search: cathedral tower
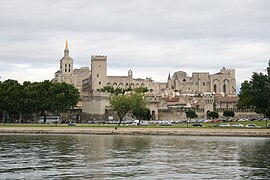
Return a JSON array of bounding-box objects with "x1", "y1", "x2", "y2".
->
[{"x1": 60, "y1": 40, "x2": 73, "y2": 75}]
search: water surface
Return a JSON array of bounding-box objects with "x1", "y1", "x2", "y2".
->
[{"x1": 0, "y1": 134, "x2": 269, "y2": 179}]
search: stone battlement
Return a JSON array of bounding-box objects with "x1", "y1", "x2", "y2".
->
[{"x1": 91, "y1": 55, "x2": 107, "y2": 60}]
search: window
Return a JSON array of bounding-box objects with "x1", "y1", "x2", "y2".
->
[
  {"x1": 97, "y1": 74, "x2": 99, "y2": 77},
  {"x1": 68, "y1": 69, "x2": 70, "y2": 72},
  {"x1": 65, "y1": 64, "x2": 67, "y2": 67},
  {"x1": 99, "y1": 82, "x2": 101, "y2": 85},
  {"x1": 223, "y1": 84, "x2": 226, "y2": 93},
  {"x1": 65, "y1": 68, "x2": 67, "y2": 72},
  {"x1": 203, "y1": 82, "x2": 205, "y2": 86},
  {"x1": 69, "y1": 64, "x2": 71, "y2": 67},
  {"x1": 214, "y1": 84, "x2": 217, "y2": 92}
]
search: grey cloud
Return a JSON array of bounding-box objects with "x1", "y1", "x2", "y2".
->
[{"x1": 0, "y1": 0, "x2": 270, "y2": 86}]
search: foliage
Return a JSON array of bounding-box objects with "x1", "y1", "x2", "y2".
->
[
  {"x1": 109, "y1": 87, "x2": 149, "y2": 126},
  {"x1": 185, "y1": 109, "x2": 198, "y2": 128},
  {"x1": 185, "y1": 109, "x2": 198, "y2": 120},
  {"x1": 223, "y1": 110, "x2": 235, "y2": 118},
  {"x1": 98, "y1": 86, "x2": 148, "y2": 95},
  {"x1": 133, "y1": 87, "x2": 148, "y2": 93},
  {"x1": 237, "y1": 80, "x2": 253, "y2": 109},
  {"x1": 131, "y1": 93, "x2": 151, "y2": 124},
  {"x1": 237, "y1": 60, "x2": 270, "y2": 127},
  {"x1": 110, "y1": 94, "x2": 133, "y2": 125},
  {"x1": 0, "y1": 79, "x2": 80, "y2": 123},
  {"x1": 207, "y1": 111, "x2": 219, "y2": 119},
  {"x1": 0, "y1": 79, "x2": 21, "y2": 123}
]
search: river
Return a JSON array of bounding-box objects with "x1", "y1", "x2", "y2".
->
[{"x1": 0, "y1": 134, "x2": 269, "y2": 179}]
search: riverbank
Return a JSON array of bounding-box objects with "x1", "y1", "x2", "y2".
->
[{"x1": 0, "y1": 126, "x2": 269, "y2": 137}]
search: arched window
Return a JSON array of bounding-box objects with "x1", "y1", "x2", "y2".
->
[
  {"x1": 214, "y1": 84, "x2": 217, "y2": 93},
  {"x1": 223, "y1": 84, "x2": 226, "y2": 93},
  {"x1": 119, "y1": 82, "x2": 124, "y2": 88},
  {"x1": 152, "y1": 110, "x2": 156, "y2": 120}
]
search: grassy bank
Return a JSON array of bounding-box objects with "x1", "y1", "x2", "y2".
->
[{"x1": 0, "y1": 120, "x2": 268, "y2": 129}]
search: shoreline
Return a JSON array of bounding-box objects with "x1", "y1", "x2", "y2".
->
[{"x1": 0, "y1": 127, "x2": 269, "y2": 137}]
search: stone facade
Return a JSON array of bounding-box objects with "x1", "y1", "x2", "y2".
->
[
  {"x1": 53, "y1": 42, "x2": 244, "y2": 122},
  {"x1": 52, "y1": 41, "x2": 90, "y2": 93},
  {"x1": 167, "y1": 67, "x2": 236, "y2": 95}
]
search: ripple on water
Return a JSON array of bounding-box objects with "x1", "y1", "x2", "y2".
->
[{"x1": 0, "y1": 134, "x2": 269, "y2": 179}]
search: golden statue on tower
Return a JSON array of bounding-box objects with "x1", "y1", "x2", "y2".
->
[{"x1": 65, "y1": 40, "x2": 68, "y2": 50}]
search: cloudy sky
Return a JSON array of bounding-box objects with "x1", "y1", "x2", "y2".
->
[{"x1": 1, "y1": 0, "x2": 270, "y2": 91}]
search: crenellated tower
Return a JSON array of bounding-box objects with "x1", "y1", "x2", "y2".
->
[{"x1": 90, "y1": 55, "x2": 107, "y2": 91}]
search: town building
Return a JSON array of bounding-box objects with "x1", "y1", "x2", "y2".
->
[{"x1": 53, "y1": 42, "x2": 248, "y2": 122}]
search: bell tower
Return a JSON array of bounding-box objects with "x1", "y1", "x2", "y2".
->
[{"x1": 60, "y1": 40, "x2": 73, "y2": 75}]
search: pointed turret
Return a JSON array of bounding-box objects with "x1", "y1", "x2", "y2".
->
[{"x1": 167, "y1": 73, "x2": 171, "y2": 80}]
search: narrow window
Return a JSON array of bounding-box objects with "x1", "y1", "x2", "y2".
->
[
  {"x1": 99, "y1": 82, "x2": 101, "y2": 85},
  {"x1": 214, "y1": 84, "x2": 217, "y2": 92},
  {"x1": 223, "y1": 84, "x2": 226, "y2": 93},
  {"x1": 97, "y1": 74, "x2": 99, "y2": 77}
]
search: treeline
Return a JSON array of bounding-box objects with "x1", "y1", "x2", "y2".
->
[{"x1": 0, "y1": 79, "x2": 80, "y2": 123}]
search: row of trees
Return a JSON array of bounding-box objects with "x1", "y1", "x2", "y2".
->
[
  {"x1": 0, "y1": 79, "x2": 80, "y2": 123},
  {"x1": 186, "y1": 109, "x2": 235, "y2": 121}
]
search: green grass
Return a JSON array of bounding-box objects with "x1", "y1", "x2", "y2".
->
[{"x1": 0, "y1": 120, "x2": 268, "y2": 129}]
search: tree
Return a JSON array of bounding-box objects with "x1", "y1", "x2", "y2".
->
[
  {"x1": 185, "y1": 109, "x2": 198, "y2": 127},
  {"x1": 110, "y1": 94, "x2": 133, "y2": 126},
  {"x1": 48, "y1": 82, "x2": 80, "y2": 114},
  {"x1": 134, "y1": 87, "x2": 148, "y2": 94},
  {"x1": 207, "y1": 111, "x2": 219, "y2": 120},
  {"x1": 107, "y1": 86, "x2": 150, "y2": 126},
  {"x1": 0, "y1": 79, "x2": 21, "y2": 124},
  {"x1": 17, "y1": 81, "x2": 32, "y2": 123},
  {"x1": 131, "y1": 93, "x2": 151, "y2": 124},
  {"x1": 237, "y1": 80, "x2": 253, "y2": 109},
  {"x1": 223, "y1": 110, "x2": 235, "y2": 122},
  {"x1": 237, "y1": 60, "x2": 270, "y2": 128},
  {"x1": 0, "y1": 79, "x2": 80, "y2": 124}
]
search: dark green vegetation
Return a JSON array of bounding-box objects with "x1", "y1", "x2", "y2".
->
[
  {"x1": 223, "y1": 110, "x2": 235, "y2": 121},
  {"x1": 98, "y1": 86, "x2": 148, "y2": 95},
  {"x1": 104, "y1": 86, "x2": 151, "y2": 126},
  {"x1": 207, "y1": 111, "x2": 219, "y2": 119},
  {"x1": 185, "y1": 109, "x2": 198, "y2": 127},
  {"x1": 0, "y1": 80, "x2": 80, "y2": 124},
  {"x1": 237, "y1": 60, "x2": 270, "y2": 127}
]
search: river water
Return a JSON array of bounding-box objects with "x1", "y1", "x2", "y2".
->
[{"x1": 0, "y1": 134, "x2": 269, "y2": 179}]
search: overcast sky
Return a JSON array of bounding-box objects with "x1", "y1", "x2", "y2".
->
[{"x1": 1, "y1": 0, "x2": 270, "y2": 91}]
